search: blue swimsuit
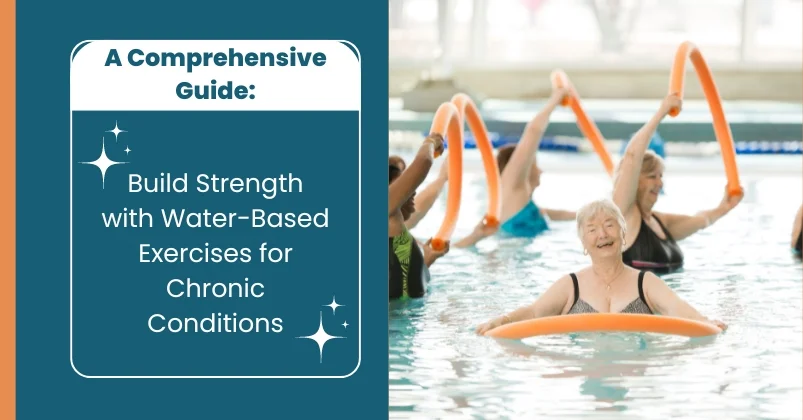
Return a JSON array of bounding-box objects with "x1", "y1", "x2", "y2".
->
[{"x1": 499, "y1": 201, "x2": 549, "y2": 237}]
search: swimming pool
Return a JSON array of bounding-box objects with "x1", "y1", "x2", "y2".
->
[{"x1": 389, "y1": 149, "x2": 802, "y2": 419}]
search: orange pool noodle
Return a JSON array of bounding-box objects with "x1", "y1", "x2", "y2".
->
[
  {"x1": 428, "y1": 102, "x2": 464, "y2": 251},
  {"x1": 450, "y1": 93, "x2": 501, "y2": 228},
  {"x1": 550, "y1": 70, "x2": 615, "y2": 176},
  {"x1": 668, "y1": 41, "x2": 743, "y2": 197},
  {"x1": 485, "y1": 313, "x2": 722, "y2": 339}
]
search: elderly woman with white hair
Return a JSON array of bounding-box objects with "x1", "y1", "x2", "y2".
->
[
  {"x1": 613, "y1": 93, "x2": 742, "y2": 273},
  {"x1": 475, "y1": 198, "x2": 726, "y2": 335}
]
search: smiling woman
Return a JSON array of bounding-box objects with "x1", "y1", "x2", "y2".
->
[
  {"x1": 612, "y1": 94, "x2": 743, "y2": 273},
  {"x1": 575, "y1": 199, "x2": 627, "y2": 257},
  {"x1": 475, "y1": 198, "x2": 726, "y2": 335}
]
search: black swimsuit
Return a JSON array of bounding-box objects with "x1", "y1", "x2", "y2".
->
[
  {"x1": 389, "y1": 228, "x2": 430, "y2": 300},
  {"x1": 567, "y1": 271, "x2": 653, "y2": 314},
  {"x1": 622, "y1": 216, "x2": 684, "y2": 274},
  {"x1": 795, "y1": 230, "x2": 802, "y2": 256}
]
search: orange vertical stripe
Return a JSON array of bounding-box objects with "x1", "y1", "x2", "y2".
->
[{"x1": 0, "y1": 0, "x2": 15, "y2": 417}]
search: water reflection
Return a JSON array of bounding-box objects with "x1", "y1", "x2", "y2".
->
[
  {"x1": 492, "y1": 334, "x2": 719, "y2": 412},
  {"x1": 389, "y1": 162, "x2": 802, "y2": 418}
]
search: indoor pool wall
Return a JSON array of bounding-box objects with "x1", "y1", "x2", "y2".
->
[{"x1": 389, "y1": 148, "x2": 802, "y2": 419}]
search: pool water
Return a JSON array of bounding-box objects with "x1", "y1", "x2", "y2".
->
[{"x1": 389, "y1": 150, "x2": 802, "y2": 419}]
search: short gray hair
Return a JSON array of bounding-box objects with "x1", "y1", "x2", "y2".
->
[{"x1": 576, "y1": 198, "x2": 627, "y2": 240}]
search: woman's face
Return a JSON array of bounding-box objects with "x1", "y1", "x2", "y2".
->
[
  {"x1": 637, "y1": 166, "x2": 664, "y2": 211},
  {"x1": 582, "y1": 212, "x2": 624, "y2": 258}
]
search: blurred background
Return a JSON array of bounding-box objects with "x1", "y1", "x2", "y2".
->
[{"x1": 389, "y1": 0, "x2": 802, "y2": 152}]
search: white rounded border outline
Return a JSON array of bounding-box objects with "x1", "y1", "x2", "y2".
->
[{"x1": 69, "y1": 39, "x2": 362, "y2": 379}]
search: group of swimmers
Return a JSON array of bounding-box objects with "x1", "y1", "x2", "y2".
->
[{"x1": 389, "y1": 86, "x2": 803, "y2": 332}]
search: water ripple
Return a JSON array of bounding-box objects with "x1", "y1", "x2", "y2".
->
[{"x1": 390, "y1": 167, "x2": 802, "y2": 418}]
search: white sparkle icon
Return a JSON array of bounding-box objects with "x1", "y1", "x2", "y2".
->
[
  {"x1": 342, "y1": 321, "x2": 349, "y2": 329},
  {"x1": 80, "y1": 137, "x2": 126, "y2": 189},
  {"x1": 124, "y1": 146, "x2": 131, "y2": 155},
  {"x1": 105, "y1": 120, "x2": 127, "y2": 142},
  {"x1": 297, "y1": 311, "x2": 343, "y2": 363},
  {"x1": 324, "y1": 296, "x2": 344, "y2": 315}
]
